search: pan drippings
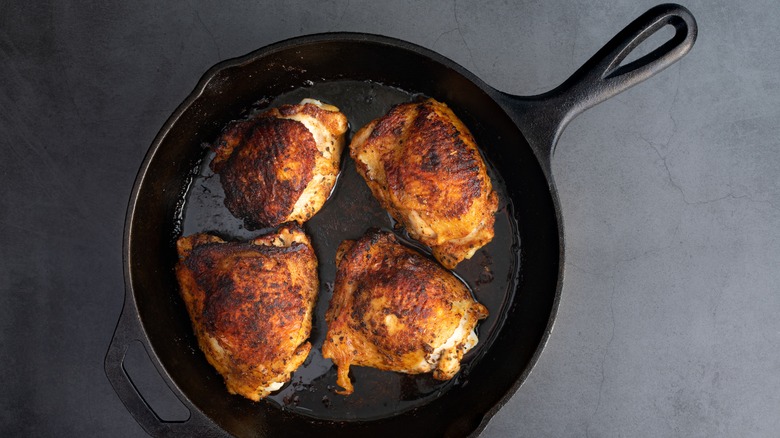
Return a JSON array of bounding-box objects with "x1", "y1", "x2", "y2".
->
[{"x1": 178, "y1": 80, "x2": 520, "y2": 421}]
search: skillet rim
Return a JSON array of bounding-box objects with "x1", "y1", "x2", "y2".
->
[{"x1": 120, "y1": 31, "x2": 564, "y2": 437}]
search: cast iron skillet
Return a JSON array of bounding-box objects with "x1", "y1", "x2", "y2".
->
[{"x1": 106, "y1": 4, "x2": 696, "y2": 437}]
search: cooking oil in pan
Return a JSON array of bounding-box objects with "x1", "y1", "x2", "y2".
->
[{"x1": 178, "y1": 80, "x2": 520, "y2": 421}]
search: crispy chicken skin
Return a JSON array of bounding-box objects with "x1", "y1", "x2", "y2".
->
[
  {"x1": 322, "y1": 230, "x2": 488, "y2": 395},
  {"x1": 210, "y1": 99, "x2": 348, "y2": 229},
  {"x1": 175, "y1": 224, "x2": 318, "y2": 401},
  {"x1": 349, "y1": 98, "x2": 499, "y2": 269}
]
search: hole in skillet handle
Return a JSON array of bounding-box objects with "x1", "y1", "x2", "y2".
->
[
  {"x1": 498, "y1": 3, "x2": 698, "y2": 166},
  {"x1": 618, "y1": 22, "x2": 677, "y2": 68},
  {"x1": 123, "y1": 341, "x2": 190, "y2": 422},
  {"x1": 104, "y1": 299, "x2": 227, "y2": 436}
]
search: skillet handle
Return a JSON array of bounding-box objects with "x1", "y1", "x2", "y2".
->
[
  {"x1": 105, "y1": 296, "x2": 224, "y2": 437},
  {"x1": 499, "y1": 3, "x2": 697, "y2": 167}
]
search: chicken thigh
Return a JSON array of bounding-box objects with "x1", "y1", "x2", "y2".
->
[
  {"x1": 210, "y1": 98, "x2": 348, "y2": 229},
  {"x1": 322, "y1": 230, "x2": 488, "y2": 395},
  {"x1": 349, "y1": 98, "x2": 498, "y2": 269},
  {"x1": 175, "y1": 224, "x2": 318, "y2": 401}
]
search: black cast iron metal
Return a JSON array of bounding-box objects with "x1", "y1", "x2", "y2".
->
[{"x1": 106, "y1": 4, "x2": 697, "y2": 437}]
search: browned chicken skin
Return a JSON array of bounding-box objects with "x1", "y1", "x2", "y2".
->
[
  {"x1": 210, "y1": 99, "x2": 348, "y2": 229},
  {"x1": 322, "y1": 230, "x2": 489, "y2": 395},
  {"x1": 175, "y1": 224, "x2": 318, "y2": 401},
  {"x1": 349, "y1": 98, "x2": 499, "y2": 269}
]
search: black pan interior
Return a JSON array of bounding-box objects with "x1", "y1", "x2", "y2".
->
[
  {"x1": 128, "y1": 36, "x2": 559, "y2": 437},
  {"x1": 181, "y1": 79, "x2": 518, "y2": 420}
]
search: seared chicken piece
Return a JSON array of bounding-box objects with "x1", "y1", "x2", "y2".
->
[
  {"x1": 210, "y1": 98, "x2": 348, "y2": 229},
  {"x1": 322, "y1": 230, "x2": 488, "y2": 395},
  {"x1": 175, "y1": 224, "x2": 318, "y2": 401},
  {"x1": 349, "y1": 98, "x2": 499, "y2": 269}
]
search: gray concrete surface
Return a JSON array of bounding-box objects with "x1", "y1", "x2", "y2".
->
[{"x1": 2, "y1": 0, "x2": 778, "y2": 436}]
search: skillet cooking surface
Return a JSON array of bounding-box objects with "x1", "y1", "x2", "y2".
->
[{"x1": 180, "y1": 80, "x2": 520, "y2": 420}]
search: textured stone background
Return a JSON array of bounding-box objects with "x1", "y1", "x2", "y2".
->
[{"x1": 2, "y1": 1, "x2": 778, "y2": 436}]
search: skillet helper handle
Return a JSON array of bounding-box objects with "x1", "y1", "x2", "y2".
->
[
  {"x1": 105, "y1": 297, "x2": 221, "y2": 437},
  {"x1": 503, "y1": 3, "x2": 697, "y2": 164}
]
